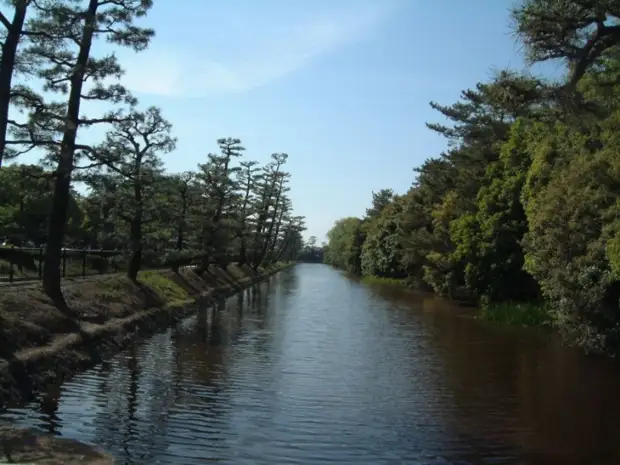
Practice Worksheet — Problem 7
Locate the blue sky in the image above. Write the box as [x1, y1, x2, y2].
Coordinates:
[11, 0, 561, 242]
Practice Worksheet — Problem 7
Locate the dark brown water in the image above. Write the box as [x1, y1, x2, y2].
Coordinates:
[2, 264, 620, 464]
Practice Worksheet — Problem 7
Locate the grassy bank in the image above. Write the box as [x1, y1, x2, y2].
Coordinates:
[479, 300, 554, 328]
[0, 261, 293, 405]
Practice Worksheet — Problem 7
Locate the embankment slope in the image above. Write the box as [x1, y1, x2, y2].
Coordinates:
[0, 262, 293, 405]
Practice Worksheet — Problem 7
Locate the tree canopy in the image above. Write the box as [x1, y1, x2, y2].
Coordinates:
[0, 0, 305, 303]
[325, 0, 620, 355]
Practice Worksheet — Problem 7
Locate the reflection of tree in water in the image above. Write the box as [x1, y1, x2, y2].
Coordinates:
[90, 331, 180, 464]
[35, 275, 292, 463]
[131, 330, 180, 463]
[249, 281, 271, 322]
[381, 294, 620, 464]
[209, 297, 226, 347]
[120, 345, 139, 463]
[275, 267, 298, 300]
[36, 382, 62, 435]
[91, 356, 136, 446]
[174, 301, 228, 386]
[165, 300, 234, 460]
[226, 292, 247, 345]
[233, 279, 278, 369]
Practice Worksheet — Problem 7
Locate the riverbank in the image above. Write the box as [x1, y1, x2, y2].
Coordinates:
[361, 275, 408, 287]
[0, 424, 115, 464]
[0, 262, 293, 406]
[357, 270, 554, 329]
[479, 300, 554, 328]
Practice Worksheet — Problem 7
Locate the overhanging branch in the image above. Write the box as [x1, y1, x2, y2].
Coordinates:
[0, 12, 11, 30]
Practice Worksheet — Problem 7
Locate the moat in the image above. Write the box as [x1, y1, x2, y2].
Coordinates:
[2, 264, 620, 464]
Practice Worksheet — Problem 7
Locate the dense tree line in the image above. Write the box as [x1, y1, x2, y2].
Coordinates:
[297, 235, 324, 263]
[0, 1, 305, 303]
[325, 0, 620, 355]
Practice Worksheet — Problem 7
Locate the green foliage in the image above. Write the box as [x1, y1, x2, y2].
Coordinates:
[511, 0, 620, 88]
[0, 3, 305, 290]
[451, 119, 539, 302]
[0, 165, 81, 245]
[365, 189, 394, 219]
[0, 134, 306, 275]
[325, 10, 620, 355]
[139, 270, 189, 304]
[480, 301, 554, 328]
[422, 190, 464, 297]
[324, 217, 364, 274]
[521, 113, 620, 350]
[361, 196, 406, 278]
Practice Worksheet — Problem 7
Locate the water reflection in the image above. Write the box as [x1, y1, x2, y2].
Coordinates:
[1, 265, 620, 464]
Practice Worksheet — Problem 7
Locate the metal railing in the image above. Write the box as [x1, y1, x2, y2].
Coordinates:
[0, 247, 125, 283]
[0, 247, 241, 284]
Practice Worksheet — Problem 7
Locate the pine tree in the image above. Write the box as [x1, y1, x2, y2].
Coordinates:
[17, 0, 154, 301]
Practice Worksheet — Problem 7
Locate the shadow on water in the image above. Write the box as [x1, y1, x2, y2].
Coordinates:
[2, 265, 620, 464]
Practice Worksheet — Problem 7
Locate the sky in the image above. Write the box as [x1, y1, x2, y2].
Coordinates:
[10, 0, 562, 243]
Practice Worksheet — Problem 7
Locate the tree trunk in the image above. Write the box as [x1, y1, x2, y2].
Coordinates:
[43, 0, 99, 301]
[0, 0, 28, 168]
[267, 206, 285, 257]
[127, 218, 142, 281]
[251, 171, 281, 266]
[43, 165, 72, 302]
[128, 161, 143, 281]
[176, 228, 183, 251]
[275, 240, 288, 262]
[238, 239, 246, 266]
[256, 180, 283, 266]
[176, 191, 186, 251]
[237, 176, 252, 266]
[275, 228, 290, 262]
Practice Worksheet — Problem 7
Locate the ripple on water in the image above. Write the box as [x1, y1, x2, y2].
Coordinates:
[2, 265, 620, 464]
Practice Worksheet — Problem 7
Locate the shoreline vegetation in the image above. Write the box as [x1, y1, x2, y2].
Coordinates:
[358, 275, 553, 329]
[323, 3, 620, 356]
[479, 301, 553, 329]
[360, 275, 408, 287]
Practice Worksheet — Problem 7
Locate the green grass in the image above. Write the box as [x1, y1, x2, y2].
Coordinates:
[361, 275, 408, 287]
[139, 270, 190, 305]
[98, 277, 128, 299]
[479, 300, 554, 328]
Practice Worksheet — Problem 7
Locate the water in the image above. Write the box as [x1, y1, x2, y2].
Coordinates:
[2, 264, 620, 464]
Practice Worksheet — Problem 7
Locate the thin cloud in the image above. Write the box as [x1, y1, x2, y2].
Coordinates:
[119, 1, 402, 97]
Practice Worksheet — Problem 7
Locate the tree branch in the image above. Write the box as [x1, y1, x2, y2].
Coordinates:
[0, 12, 11, 30]
[78, 115, 130, 126]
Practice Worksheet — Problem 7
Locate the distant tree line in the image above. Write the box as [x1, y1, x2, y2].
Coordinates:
[0, 1, 305, 304]
[297, 235, 323, 263]
[324, 0, 620, 355]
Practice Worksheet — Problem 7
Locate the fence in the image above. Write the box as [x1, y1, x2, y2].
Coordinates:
[0, 247, 239, 284]
[0, 247, 126, 283]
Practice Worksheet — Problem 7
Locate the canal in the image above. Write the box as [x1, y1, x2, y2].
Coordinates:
[2, 263, 620, 464]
